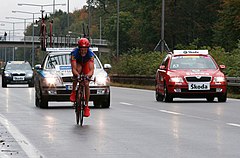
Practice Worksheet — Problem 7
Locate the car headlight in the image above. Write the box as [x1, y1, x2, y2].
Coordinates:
[43, 76, 62, 87]
[4, 73, 11, 77]
[214, 77, 225, 82]
[96, 75, 110, 85]
[26, 73, 33, 77]
[169, 77, 184, 83]
[45, 77, 57, 84]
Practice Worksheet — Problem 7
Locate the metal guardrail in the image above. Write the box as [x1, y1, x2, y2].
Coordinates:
[226, 77, 240, 87]
[110, 75, 240, 87]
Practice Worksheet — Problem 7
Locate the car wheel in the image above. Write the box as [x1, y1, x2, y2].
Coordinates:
[206, 97, 214, 102]
[2, 79, 7, 88]
[93, 101, 101, 108]
[155, 89, 163, 101]
[102, 95, 110, 108]
[94, 96, 110, 108]
[29, 81, 34, 87]
[35, 91, 39, 107]
[218, 93, 227, 102]
[39, 91, 48, 108]
[163, 83, 173, 102]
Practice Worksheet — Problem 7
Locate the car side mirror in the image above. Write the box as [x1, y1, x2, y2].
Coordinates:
[34, 64, 42, 70]
[159, 65, 166, 70]
[104, 64, 112, 73]
[219, 65, 226, 70]
[1, 67, 4, 74]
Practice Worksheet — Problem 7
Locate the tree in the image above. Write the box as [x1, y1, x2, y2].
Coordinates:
[213, 0, 240, 51]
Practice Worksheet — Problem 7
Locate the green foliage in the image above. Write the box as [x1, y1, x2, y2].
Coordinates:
[104, 11, 134, 53]
[109, 49, 165, 76]
[213, 0, 240, 51]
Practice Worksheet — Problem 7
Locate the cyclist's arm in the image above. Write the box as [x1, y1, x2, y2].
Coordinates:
[70, 53, 80, 77]
[86, 58, 94, 78]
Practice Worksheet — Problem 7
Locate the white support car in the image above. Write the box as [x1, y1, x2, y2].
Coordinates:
[34, 48, 111, 108]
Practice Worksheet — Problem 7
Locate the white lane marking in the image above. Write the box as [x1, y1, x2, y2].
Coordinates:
[119, 99, 240, 129]
[159, 110, 184, 115]
[112, 86, 153, 92]
[120, 102, 133, 106]
[227, 123, 240, 128]
[0, 114, 44, 158]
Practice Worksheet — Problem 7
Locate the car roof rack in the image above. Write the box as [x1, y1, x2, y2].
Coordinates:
[46, 48, 75, 52]
[173, 50, 208, 55]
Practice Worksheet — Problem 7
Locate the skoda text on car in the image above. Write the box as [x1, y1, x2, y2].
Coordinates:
[155, 50, 227, 102]
[34, 48, 111, 108]
[1, 61, 34, 87]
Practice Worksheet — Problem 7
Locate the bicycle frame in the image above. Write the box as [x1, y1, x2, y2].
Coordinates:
[74, 75, 94, 126]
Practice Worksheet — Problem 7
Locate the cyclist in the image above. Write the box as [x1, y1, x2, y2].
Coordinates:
[70, 38, 94, 117]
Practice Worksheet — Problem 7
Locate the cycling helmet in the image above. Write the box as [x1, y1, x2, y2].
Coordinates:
[78, 38, 90, 48]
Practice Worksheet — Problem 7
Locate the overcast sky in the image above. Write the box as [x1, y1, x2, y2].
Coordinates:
[0, 0, 86, 36]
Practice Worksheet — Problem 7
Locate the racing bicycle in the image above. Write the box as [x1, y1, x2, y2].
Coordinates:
[74, 75, 94, 126]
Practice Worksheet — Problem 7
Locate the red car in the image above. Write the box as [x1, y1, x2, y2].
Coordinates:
[155, 50, 227, 102]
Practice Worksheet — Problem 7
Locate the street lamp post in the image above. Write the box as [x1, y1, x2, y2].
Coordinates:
[18, 3, 66, 10]
[5, 17, 32, 61]
[18, 3, 66, 49]
[161, 0, 165, 53]
[12, 11, 40, 66]
[117, 0, 119, 59]
[67, 0, 69, 32]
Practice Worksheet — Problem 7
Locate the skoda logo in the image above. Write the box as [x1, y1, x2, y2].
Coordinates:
[196, 76, 201, 79]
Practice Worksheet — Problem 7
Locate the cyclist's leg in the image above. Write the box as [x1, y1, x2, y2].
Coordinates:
[82, 61, 94, 117]
[83, 60, 94, 106]
[70, 62, 82, 102]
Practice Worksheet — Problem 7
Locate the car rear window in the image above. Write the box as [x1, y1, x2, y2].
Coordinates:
[170, 55, 217, 69]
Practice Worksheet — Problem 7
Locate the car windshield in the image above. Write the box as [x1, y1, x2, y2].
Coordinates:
[5, 63, 32, 70]
[45, 53, 101, 69]
[170, 55, 217, 70]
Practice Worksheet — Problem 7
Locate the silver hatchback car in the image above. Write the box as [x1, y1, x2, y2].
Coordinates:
[34, 48, 111, 108]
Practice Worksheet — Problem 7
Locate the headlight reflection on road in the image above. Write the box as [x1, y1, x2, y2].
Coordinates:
[172, 115, 180, 140]
[44, 116, 56, 142]
[171, 115, 180, 154]
[28, 88, 33, 101]
[5, 88, 9, 112]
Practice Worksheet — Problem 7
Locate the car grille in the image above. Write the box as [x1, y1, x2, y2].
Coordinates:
[57, 90, 71, 94]
[57, 90, 98, 94]
[62, 77, 72, 82]
[12, 73, 25, 76]
[185, 76, 211, 82]
[181, 88, 216, 92]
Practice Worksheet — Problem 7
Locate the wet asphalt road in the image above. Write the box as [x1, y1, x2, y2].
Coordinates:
[1, 82, 240, 158]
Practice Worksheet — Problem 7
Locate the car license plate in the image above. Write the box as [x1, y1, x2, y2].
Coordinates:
[66, 85, 72, 90]
[13, 76, 25, 81]
[188, 82, 210, 90]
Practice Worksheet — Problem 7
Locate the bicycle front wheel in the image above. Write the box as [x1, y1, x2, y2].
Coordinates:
[75, 103, 80, 125]
[75, 91, 81, 125]
[80, 102, 84, 126]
